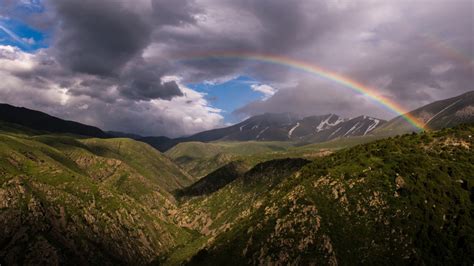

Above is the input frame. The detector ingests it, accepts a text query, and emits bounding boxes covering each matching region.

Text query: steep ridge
[172,125,474,265]
[376,90,474,135]
[175,161,250,198]
[138,92,474,152]
[0,103,110,138]
[167,158,311,264]
[0,131,195,265]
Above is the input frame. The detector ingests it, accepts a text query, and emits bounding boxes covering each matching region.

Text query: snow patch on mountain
[316,114,345,132]
[256,127,269,139]
[343,122,361,137]
[364,118,380,135]
[329,127,342,137]
[288,122,300,138]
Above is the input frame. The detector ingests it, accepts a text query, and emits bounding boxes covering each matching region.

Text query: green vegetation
[170,125,474,265]
[0,130,195,265]
[1,122,473,265]
[166,135,384,179]
[165,141,292,178]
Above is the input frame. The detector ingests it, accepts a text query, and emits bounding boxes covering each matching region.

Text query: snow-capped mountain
[142,113,386,151]
[135,91,474,152]
[216,113,385,143]
[301,115,385,143]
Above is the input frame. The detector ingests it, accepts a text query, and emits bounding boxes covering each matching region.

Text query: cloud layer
[0,0,472,136]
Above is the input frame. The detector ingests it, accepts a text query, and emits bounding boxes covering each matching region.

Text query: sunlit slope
[165,135,386,179]
[165,141,292,177]
[0,132,195,265]
[173,125,474,265]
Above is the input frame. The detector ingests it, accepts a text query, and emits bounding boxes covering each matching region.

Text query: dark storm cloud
[230,0,474,119]
[158,0,354,83]
[119,60,182,100]
[1,0,473,136]
[52,0,151,76]
[46,0,202,101]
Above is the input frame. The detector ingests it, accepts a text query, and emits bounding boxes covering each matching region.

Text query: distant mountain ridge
[0,103,109,138]
[1,91,472,152]
[143,113,387,151]
[0,103,386,152]
[144,91,474,151]
[375,90,474,135]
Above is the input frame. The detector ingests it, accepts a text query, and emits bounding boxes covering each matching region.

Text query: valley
[0,91,473,265]
[1,1,472,264]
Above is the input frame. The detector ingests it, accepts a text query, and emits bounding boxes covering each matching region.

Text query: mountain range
[1,91,472,153]
[0,91,473,264]
[141,91,474,151]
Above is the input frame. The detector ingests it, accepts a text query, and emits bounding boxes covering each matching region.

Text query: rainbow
[422,34,474,72]
[176,51,426,130]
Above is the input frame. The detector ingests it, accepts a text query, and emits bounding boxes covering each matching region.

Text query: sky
[0,0,472,137]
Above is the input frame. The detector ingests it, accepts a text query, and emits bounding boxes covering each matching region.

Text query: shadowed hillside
[0,104,110,138]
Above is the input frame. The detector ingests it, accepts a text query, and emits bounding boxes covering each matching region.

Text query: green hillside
[170,125,474,265]
[0,130,196,265]
[166,135,384,179]
[1,122,473,265]
[165,141,292,178]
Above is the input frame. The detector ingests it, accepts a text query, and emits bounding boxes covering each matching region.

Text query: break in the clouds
[0,0,472,136]
[251,84,276,100]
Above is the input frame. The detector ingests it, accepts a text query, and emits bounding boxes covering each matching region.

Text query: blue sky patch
[188,76,266,123]
[0,18,47,51]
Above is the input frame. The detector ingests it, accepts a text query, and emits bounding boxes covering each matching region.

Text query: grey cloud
[233,0,473,119]
[45,0,199,101]
[1,0,473,136]
[158,0,354,83]
[52,0,152,76]
[118,59,183,100]
[234,79,396,120]
[151,0,200,26]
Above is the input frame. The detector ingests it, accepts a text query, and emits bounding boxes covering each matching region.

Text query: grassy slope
[171,125,474,265]
[2,123,473,265]
[166,135,384,179]
[165,158,310,265]
[0,131,196,265]
[165,141,292,178]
